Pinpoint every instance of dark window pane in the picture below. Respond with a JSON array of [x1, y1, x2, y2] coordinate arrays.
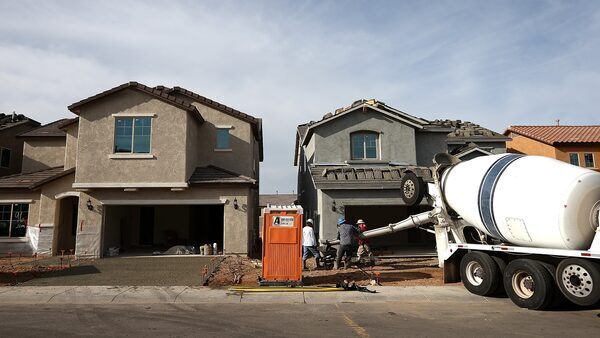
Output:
[[0, 204, 10, 236], [351, 134, 364, 159], [114, 118, 133, 152], [10, 204, 28, 237], [0, 148, 10, 168], [365, 134, 378, 159], [133, 117, 151, 153], [569, 153, 579, 166], [584, 153, 595, 168], [216, 129, 230, 149]]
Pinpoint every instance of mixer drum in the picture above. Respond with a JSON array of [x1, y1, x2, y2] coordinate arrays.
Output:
[[442, 154, 600, 250]]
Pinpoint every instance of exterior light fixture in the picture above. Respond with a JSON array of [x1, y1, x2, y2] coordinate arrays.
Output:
[[86, 199, 94, 211], [233, 198, 239, 210], [332, 200, 337, 212]]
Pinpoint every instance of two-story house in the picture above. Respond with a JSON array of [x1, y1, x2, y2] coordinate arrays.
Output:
[[294, 99, 508, 255], [505, 125, 600, 172], [0, 113, 41, 177], [0, 82, 262, 257]]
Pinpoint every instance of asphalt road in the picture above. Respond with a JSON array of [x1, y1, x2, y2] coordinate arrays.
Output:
[[2, 301, 599, 337]]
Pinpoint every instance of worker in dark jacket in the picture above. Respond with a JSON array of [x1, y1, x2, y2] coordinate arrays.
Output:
[[334, 217, 359, 270]]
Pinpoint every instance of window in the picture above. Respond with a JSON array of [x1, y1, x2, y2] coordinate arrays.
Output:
[[351, 132, 378, 160], [0, 148, 10, 168], [0, 204, 28, 238], [584, 153, 595, 168], [216, 128, 230, 150], [569, 153, 580, 166], [114, 117, 152, 153]]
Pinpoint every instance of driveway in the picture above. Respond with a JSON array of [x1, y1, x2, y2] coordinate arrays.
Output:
[[19, 256, 223, 286]]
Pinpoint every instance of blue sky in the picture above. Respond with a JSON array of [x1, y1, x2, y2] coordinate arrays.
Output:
[[1, 1, 599, 193]]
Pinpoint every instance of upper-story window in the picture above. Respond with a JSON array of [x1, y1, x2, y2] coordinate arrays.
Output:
[[351, 131, 378, 160], [114, 117, 152, 153], [0, 203, 28, 238], [569, 153, 579, 166], [584, 153, 595, 168], [0, 148, 10, 168], [215, 126, 232, 151]]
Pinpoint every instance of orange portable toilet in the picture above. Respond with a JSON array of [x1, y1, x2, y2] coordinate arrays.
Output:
[[260, 205, 303, 286]]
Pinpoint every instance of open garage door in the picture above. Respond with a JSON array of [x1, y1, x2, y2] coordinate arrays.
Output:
[[344, 205, 435, 256], [102, 204, 224, 257]]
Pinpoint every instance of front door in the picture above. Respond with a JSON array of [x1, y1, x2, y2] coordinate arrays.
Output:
[[139, 207, 155, 245]]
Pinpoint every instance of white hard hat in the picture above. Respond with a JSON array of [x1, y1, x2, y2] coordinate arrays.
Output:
[[306, 218, 314, 224], [357, 219, 365, 224]]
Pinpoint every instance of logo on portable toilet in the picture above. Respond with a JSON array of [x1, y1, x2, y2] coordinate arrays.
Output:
[[273, 216, 294, 227]]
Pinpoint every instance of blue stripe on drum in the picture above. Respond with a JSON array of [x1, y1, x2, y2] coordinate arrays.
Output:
[[478, 154, 523, 241]]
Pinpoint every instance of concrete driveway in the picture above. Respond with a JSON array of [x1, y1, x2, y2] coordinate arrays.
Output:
[[19, 256, 223, 286]]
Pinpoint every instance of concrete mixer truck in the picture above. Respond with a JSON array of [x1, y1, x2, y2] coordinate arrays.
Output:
[[327, 153, 600, 310]]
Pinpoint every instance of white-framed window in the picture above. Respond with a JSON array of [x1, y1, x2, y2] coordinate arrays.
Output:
[[569, 153, 580, 166], [0, 148, 10, 168], [215, 126, 232, 150], [351, 131, 379, 160], [584, 153, 595, 168], [114, 117, 152, 153], [0, 203, 29, 238]]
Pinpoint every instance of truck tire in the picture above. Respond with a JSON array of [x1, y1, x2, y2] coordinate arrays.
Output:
[[504, 259, 555, 310], [555, 258, 600, 306], [400, 172, 425, 206], [460, 252, 501, 296], [491, 255, 507, 295]]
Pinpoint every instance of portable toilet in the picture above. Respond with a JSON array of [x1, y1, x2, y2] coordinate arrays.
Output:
[[260, 205, 303, 286]]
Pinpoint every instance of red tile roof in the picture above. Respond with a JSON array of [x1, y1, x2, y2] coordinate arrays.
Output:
[[505, 125, 600, 145]]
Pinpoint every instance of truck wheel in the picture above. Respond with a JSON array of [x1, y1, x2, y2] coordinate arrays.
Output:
[[504, 259, 555, 310], [556, 258, 600, 306], [460, 252, 501, 296], [400, 172, 425, 206], [491, 256, 507, 294]]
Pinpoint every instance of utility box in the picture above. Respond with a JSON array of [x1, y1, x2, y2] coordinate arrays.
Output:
[[260, 205, 303, 286]]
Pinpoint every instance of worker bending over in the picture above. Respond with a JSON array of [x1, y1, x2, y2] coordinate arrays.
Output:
[[334, 217, 359, 270], [302, 219, 321, 270]]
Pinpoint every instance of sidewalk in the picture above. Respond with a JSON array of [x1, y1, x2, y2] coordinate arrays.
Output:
[[0, 285, 496, 305]]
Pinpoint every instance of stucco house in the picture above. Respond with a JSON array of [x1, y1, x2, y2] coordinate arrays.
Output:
[[0, 82, 262, 257], [294, 99, 508, 254], [0, 113, 41, 177], [505, 125, 600, 172]]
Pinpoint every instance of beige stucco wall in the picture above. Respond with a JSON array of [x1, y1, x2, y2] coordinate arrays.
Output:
[[22, 138, 66, 173], [185, 101, 256, 178], [64, 123, 78, 170], [506, 134, 557, 159], [74, 89, 189, 185], [0, 123, 40, 176]]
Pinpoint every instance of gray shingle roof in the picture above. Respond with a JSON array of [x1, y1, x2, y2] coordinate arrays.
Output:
[[18, 119, 69, 137], [0, 113, 40, 131], [259, 194, 297, 207], [0, 167, 74, 189], [189, 165, 256, 185], [430, 119, 508, 140]]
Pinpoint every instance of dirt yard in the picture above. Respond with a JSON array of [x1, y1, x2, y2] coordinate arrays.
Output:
[[0, 255, 71, 286], [207, 256, 447, 288]]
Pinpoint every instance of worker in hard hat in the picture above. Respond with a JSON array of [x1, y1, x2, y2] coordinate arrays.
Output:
[[334, 217, 359, 270], [302, 219, 321, 270], [356, 219, 374, 265]]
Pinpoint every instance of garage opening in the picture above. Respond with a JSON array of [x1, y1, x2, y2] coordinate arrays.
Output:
[[102, 204, 224, 257], [344, 205, 435, 256]]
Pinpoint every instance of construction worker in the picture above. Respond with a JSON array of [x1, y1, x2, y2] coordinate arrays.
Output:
[[334, 217, 359, 270], [356, 219, 374, 264], [302, 219, 321, 270]]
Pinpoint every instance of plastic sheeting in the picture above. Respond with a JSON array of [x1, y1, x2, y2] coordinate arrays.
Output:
[[163, 245, 197, 255]]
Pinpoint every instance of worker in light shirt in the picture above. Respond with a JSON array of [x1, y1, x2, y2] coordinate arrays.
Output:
[[302, 219, 321, 270], [356, 219, 374, 264]]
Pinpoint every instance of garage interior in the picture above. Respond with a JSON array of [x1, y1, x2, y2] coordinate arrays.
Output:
[[102, 204, 224, 256], [344, 205, 435, 256]]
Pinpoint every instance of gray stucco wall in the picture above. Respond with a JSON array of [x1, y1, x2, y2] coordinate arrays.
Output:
[[0, 123, 39, 176], [22, 138, 66, 173], [311, 109, 417, 165], [64, 123, 78, 170], [415, 131, 448, 166]]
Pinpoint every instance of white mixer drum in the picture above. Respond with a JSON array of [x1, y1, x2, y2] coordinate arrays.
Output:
[[442, 154, 600, 250]]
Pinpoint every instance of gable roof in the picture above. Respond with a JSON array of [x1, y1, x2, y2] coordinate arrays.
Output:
[[18, 119, 69, 138], [505, 125, 600, 145], [259, 194, 297, 207], [0, 166, 74, 190], [0, 113, 40, 132], [188, 165, 256, 185], [68, 82, 204, 123]]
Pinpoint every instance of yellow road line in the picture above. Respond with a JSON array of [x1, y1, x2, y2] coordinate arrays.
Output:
[[336, 304, 370, 338]]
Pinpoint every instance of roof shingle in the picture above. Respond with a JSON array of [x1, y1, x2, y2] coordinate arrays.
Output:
[[0, 167, 74, 189], [506, 125, 600, 145], [18, 119, 69, 137], [188, 165, 256, 185]]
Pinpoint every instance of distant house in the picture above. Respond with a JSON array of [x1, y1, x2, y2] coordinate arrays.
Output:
[[0, 113, 41, 177], [505, 125, 600, 172], [0, 82, 263, 257], [295, 99, 508, 254]]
